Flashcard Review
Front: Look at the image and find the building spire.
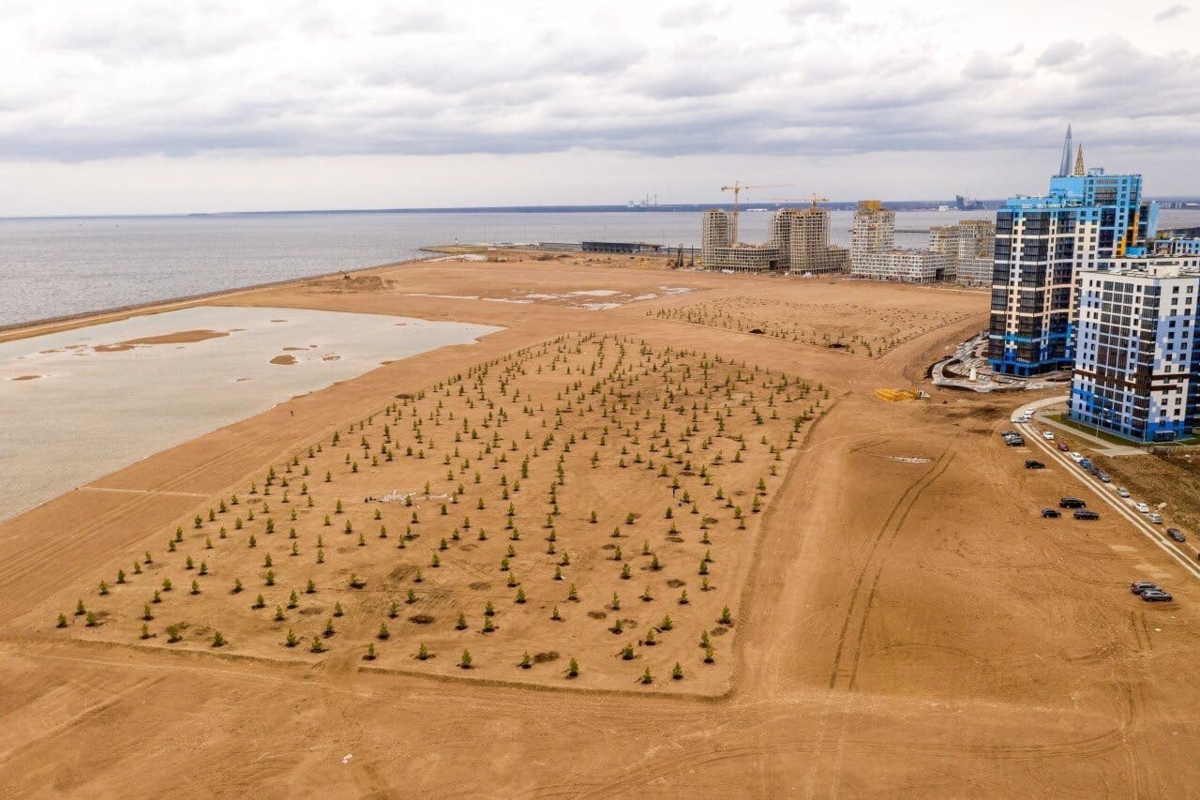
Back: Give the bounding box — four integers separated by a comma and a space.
1073, 144, 1085, 176
1058, 123, 1073, 177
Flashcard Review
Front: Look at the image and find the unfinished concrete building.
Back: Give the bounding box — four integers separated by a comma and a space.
701, 210, 781, 272
852, 200, 951, 283
701, 207, 845, 274
774, 207, 849, 275
929, 219, 996, 286
850, 200, 895, 257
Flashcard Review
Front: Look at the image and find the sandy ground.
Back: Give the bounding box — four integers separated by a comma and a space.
1, 254, 1199, 797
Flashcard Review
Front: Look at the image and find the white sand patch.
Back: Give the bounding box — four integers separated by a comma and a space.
569, 290, 622, 297
578, 302, 622, 311
482, 297, 535, 304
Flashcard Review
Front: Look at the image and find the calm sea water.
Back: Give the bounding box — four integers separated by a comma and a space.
0, 306, 501, 522
2, 209, 1199, 328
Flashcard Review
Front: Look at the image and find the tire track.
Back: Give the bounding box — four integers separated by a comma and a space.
826, 448, 951, 691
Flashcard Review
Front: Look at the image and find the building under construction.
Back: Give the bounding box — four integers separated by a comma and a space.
701, 207, 848, 274
929, 219, 995, 286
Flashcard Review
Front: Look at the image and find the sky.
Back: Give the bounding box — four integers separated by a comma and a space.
0, 0, 1197, 215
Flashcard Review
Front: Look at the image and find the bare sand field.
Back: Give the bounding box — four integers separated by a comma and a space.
2, 254, 1199, 797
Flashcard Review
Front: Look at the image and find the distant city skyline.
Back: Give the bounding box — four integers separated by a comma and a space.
1, 0, 1197, 215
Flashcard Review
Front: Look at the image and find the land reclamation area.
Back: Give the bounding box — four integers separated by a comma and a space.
1, 253, 1198, 797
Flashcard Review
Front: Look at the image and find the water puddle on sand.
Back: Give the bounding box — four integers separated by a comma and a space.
0, 306, 501, 522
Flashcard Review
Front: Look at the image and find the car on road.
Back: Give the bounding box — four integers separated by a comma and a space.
1074, 509, 1100, 520
1057, 442, 1070, 452
1149, 513, 1163, 525
1096, 471, 1111, 483
1167, 528, 1186, 543
1069, 452, 1084, 462
1131, 581, 1160, 594
1117, 487, 1130, 498
1042, 431, 1055, 440
1141, 590, 1173, 602
1024, 460, 1045, 469
1041, 508, 1061, 518
1135, 502, 1151, 514
1059, 497, 1087, 509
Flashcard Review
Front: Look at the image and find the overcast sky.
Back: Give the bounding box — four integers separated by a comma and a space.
0, 0, 1197, 215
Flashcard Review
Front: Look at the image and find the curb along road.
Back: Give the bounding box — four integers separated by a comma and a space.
1011, 402, 1200, 582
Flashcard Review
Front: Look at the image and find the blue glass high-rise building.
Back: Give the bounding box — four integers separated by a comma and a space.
987, 129, 1159, 376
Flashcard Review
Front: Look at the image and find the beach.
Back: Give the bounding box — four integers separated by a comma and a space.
1, 251, 1198, 796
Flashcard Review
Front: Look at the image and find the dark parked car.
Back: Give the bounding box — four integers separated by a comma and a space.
1141, 590, 1173, 602
1131, 581, 1160, 594
1059, 497, 1086, 509
1041, 508, 1061, 518
1167, 528, 1186, 543
1074, 509, 1100, 520
1006, 437, 1025, 447
1024, 460, 1045, 469
1057, 442, 1070, 452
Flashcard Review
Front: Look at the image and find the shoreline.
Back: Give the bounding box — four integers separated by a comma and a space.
0, 257, 423, 344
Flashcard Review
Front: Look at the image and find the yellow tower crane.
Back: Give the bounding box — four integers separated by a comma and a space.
768, 193, 829, 209
720, 181, 790, 243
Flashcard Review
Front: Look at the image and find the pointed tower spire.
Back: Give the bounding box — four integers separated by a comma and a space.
1057, 124, 1073, 177
1073, 144, 1085, 176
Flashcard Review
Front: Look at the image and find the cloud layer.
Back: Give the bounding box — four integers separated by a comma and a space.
0, 0, 1196, 210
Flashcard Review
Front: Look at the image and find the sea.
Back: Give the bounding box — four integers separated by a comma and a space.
2, 208, 1200, 329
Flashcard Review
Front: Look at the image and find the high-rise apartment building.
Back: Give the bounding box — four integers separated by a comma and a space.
987, 130, 1159, 376
774, 207, 849, 275
851, 200, 894, 255
1070, 258, 1200, 441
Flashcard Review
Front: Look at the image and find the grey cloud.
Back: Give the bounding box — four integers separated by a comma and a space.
785, 0, 848, 23
962, 51, 1013, 81
1155, 4, 1188, 21
1036, 39, 1082, 67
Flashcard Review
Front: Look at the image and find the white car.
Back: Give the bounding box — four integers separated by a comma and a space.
1149, 513, 1163, 525
1117, 487, 1130, 498
1135, 502, 1151, 514
1042, 431, 1055, 440
1069, 452, 1084, 462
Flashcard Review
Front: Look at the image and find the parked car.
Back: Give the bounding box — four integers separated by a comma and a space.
1149, 513, 1163, 525
1059, 497, 1086, 509
1096, 471, 1111, 483
1041, 508, 1061, 518
1130, 581, 1160, 594
1135, 502, 1151, 514
1006, 437, 1025, 447
1079, 458, 1093, 471
1024, 460, 1045, 469
1000, 430, 1017, 438
1069, 452, 1084, 462
1141, 590, 1173, 602
1116, 487, 1130, 498
1057, 442, 1070, 452
1042, 431, 1055, 440
1167, 528, 1186, 543
1074, 509, 1100, 520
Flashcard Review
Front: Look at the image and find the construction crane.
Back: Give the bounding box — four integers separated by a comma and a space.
720, 181, 790, 243
768, 193, 829, 209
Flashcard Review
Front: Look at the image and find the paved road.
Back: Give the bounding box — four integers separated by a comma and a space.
1011, 410, 1200, 582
